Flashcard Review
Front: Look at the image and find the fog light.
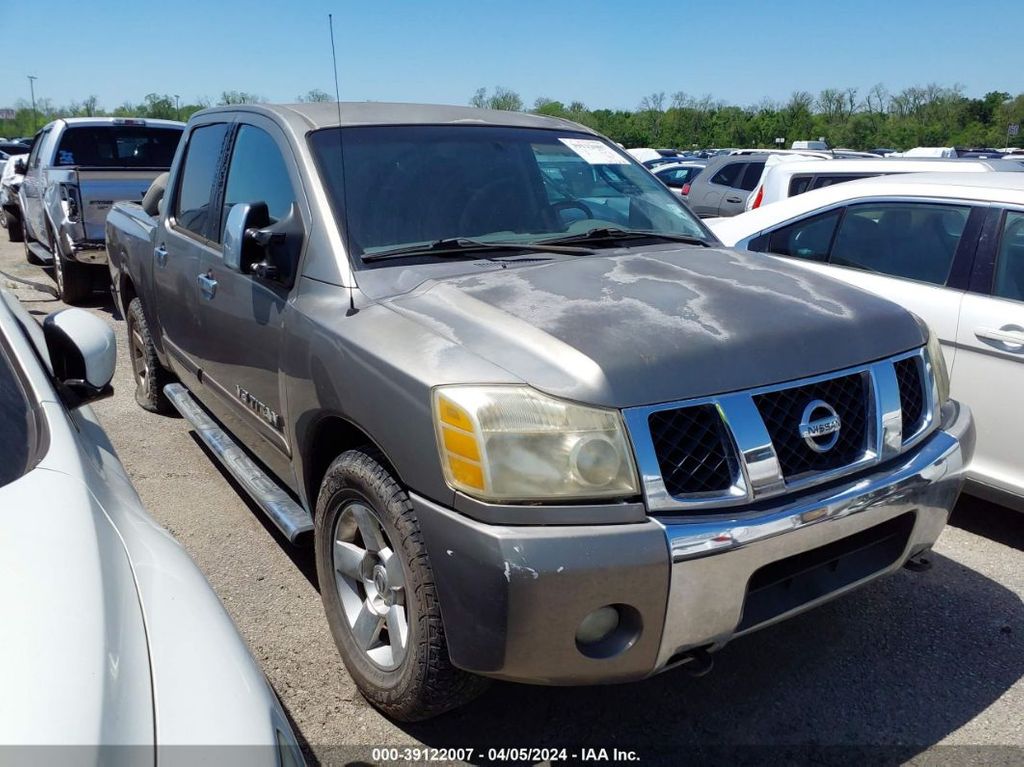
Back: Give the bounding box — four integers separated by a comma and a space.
575, 606, 620, 645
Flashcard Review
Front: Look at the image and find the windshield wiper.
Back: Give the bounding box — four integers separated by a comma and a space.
538, 227, 712, 248
362, 237, 592, 262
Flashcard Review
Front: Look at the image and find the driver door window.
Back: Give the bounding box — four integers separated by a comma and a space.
219, 124, 297, 244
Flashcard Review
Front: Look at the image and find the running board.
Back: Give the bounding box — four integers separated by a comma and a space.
27, 241, 54, 264
164, 383, 313, 541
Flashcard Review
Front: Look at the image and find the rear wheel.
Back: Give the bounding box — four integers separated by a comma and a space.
126, 297, 172, 413
314, 449, 488, 721
48, 224, 92, 304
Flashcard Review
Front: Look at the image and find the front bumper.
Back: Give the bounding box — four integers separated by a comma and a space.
414, 401, 973, 685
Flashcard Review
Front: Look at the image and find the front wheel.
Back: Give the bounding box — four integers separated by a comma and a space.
314, 449, 488, 721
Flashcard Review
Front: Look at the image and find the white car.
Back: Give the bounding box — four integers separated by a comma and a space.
708, 171, 1024, 511
0, 290, 304, 766
745, 156, 1023, 211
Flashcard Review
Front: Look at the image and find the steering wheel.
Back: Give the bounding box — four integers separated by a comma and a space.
550, 199, 594, 220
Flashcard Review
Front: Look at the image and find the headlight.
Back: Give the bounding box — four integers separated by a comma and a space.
925, 329, 950, 405
432, 385, 640, 502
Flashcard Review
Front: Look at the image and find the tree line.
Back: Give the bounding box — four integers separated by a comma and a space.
4, 83, 1021, 151
474, 84, 1023, 150
0, 89, 333, 138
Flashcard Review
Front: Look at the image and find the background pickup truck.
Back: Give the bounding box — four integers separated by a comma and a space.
20, 117, 183, 303
106, 102, 973, 722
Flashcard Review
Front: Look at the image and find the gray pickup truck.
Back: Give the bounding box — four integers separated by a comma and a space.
20, 117, 183, 303
106, 102, 974, 721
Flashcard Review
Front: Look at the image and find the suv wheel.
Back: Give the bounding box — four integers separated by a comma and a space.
314, 449, 488, 721
126, 297, 172, 413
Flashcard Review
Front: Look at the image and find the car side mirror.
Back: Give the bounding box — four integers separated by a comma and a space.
223, 201, 270, 273
42, 309, 115, 408
13, 157, 27, 174
224, 201, 303, 288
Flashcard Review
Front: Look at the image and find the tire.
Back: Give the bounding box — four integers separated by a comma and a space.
126, 297, 173, 413
314, 449, 488, 721
3, 209, 22, 243
49, 224, 92, 305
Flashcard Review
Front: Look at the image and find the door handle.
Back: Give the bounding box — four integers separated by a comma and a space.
975, 325, 1024, 349
725, 196, 743, 204
197, 272, 218, 300
155, 245, 168, 267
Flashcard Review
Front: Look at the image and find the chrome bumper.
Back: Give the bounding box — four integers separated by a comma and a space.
652, 400, 974, 670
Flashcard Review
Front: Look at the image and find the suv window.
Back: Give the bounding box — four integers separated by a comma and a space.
221, 125, 297, 242
655, 166, 700, 188
830, 203, 970, 285
174, 123, 229, 239
810, 173, 871, 191
994, 211, 1024, 302
764, 209, 841, 262
738, 161, 765, 192
0, 341, 34, 490
710, 161, 744, 187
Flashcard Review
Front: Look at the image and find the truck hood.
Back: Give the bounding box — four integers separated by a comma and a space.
385, 246, 925, 408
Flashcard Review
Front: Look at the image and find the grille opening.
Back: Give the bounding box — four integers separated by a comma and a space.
738, 512, 915, 631
649, 405, 735, 496
894, 357, 925, 440
753, 372, 869, 479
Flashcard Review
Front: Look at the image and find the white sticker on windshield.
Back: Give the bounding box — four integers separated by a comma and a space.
558, 138, 630, 165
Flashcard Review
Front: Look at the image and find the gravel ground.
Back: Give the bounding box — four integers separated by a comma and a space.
1, 234, 1021, 765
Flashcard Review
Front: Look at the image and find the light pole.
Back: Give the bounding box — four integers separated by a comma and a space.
27, 75, 37, 132
174, 94, 180, 121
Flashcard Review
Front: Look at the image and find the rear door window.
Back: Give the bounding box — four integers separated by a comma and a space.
993, 211, 1024, 302
173, 123, 230, 240
738, 161, 766, 192
709, 161, 744, 188
829, 202, 971, 285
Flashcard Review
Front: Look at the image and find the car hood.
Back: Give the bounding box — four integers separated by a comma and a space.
0, 466, 154, 751
385, 246, 925, 408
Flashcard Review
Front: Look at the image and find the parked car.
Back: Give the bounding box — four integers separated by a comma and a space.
708, 171, 1024, 510
746, 156, 1024, 211
0, 289, 304, 763
652, 160, 707, 197
685, 153, 773, 216
19, 117, 184, 303
106, 102, 972, 721
1, 154, 28, 241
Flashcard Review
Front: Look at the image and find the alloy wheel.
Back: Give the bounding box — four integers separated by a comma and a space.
331, 501, 409, 670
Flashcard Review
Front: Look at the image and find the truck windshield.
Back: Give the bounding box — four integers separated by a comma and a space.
309, 125, 710, 263
55, 126, 183, 169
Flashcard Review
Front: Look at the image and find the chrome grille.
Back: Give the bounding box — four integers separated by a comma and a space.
894, 356, 925, 440
649, 405, 734, 495
753, 372, 869, 479
624, 348, 936, 513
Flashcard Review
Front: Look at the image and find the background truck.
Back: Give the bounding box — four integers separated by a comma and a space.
19, 117, 183, 303
106, 102, 973, 721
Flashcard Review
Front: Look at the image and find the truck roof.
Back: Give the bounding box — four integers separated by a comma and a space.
49, 117, 186, 130
195, 101, 597, 135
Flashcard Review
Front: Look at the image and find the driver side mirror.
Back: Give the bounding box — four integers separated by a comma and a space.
42, 309, 115, 408
223, 201, 303, 288
13, 157, 27, 174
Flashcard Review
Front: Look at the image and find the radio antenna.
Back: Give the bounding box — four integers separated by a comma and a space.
329, 13, 358, 316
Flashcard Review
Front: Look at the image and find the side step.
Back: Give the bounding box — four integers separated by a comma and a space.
27, 241, 54, 264
164, 383, 313, 541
